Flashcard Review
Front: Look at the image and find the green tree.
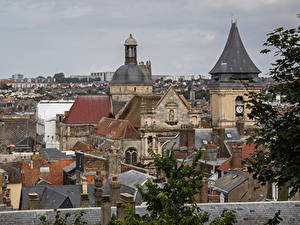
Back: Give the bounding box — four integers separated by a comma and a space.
109, 149, 236, 225
246, 26, 300, 196
53, 73, 65, 83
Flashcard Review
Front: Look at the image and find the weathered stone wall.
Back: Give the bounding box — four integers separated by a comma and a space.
209, 88, 260, 128
0, 201, 298, 225
110, 85, 152, 102
151, 88, 190, 130
58, 124, 95, 151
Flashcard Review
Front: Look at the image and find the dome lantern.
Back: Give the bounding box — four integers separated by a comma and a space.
124, 34, 137, 65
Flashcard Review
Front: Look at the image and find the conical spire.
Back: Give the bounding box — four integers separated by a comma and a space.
210, 22, 261, 75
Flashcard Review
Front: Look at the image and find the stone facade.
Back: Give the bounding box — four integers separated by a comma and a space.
140, 87, 201, 160
110, 84, 153, 102
209, 87, 260, 128
89, 135, 142, 164
57, 122, 95, 151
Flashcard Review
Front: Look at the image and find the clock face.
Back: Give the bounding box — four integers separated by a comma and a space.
236, 105, 244, 114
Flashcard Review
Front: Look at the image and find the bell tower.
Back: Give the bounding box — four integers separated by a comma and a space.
209, 22, 261, 128
125, 34, 137, 64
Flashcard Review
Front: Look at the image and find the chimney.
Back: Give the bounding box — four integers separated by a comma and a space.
203, 143, 219, 161
212, 127, 227, 157
231, 144, 243, 169
80, 178, 89, 207
6, 196, 11, 208
208, 190, 220, 203
94, 171, 103, 207
180, 127, 195, 155
101, 195, 111, 225
28, 193, 39, 210
117, 193, 135, 222
108, 155, 121, 176
109, 176, 121, 207
199, 178, 208, 203
76, 171, 81, 184
236, 121, 245, 136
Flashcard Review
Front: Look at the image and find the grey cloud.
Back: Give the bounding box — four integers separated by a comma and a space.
0, 0, 299, 77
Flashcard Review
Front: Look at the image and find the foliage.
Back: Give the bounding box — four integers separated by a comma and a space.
245, 26, 300, 196
53, 73, 65, 83
264, 210, 283, 225
39, 209, 87, 225
109, 149, 236, 225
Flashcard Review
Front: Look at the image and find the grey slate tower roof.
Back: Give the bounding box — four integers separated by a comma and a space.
110, 34, 152, 85
209, 22, 261, 87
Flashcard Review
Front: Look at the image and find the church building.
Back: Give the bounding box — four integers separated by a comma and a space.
209, 22, 261, 128
109, 34, 153, 102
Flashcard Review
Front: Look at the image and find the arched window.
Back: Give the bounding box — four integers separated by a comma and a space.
134, 87, 137, 92
125, 148, 137, 164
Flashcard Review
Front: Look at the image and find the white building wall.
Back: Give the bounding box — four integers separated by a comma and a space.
36, 100, 74, 149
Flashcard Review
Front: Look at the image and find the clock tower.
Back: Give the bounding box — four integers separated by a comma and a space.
209, 22, 261, 128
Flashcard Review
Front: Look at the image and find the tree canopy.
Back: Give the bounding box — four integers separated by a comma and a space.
246, 26, 300, 196
109, 149, 236, 225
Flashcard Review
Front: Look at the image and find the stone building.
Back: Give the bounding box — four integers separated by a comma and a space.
110, 34, 153, 102
56, 95, 114, 151
209, 22, 261, 128
90, 117, 141, 164
116, 86, 202, 163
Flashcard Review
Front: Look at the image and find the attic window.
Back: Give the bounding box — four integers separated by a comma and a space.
226, 133, 232, 139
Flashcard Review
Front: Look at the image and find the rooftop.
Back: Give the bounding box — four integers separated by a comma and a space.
62, 95, 113, 124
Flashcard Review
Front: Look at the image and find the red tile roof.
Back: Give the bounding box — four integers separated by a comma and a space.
63, 95, 113, 124
218, 143, 258, 172
95, 117, 140, 139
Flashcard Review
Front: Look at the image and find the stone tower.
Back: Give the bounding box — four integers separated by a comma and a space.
209, 22, 261, 128
110, 34, 153, 102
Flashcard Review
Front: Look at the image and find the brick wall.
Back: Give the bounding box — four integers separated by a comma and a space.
0, 201, 299, 225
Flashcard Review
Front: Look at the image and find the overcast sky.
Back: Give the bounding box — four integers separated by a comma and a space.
0, 0, 299, 78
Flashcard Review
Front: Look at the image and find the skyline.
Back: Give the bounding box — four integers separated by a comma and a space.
0, 0, 299, 78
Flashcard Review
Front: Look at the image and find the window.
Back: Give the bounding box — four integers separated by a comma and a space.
125, 148, 137, 164
40, 167, 50, 173
134, 87, 136, 92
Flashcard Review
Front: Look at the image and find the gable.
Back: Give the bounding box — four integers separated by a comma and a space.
154, 86, 189, 111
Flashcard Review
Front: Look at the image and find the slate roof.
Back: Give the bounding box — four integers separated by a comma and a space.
62, 161, 76, 173
162, 128, 241, 153
117, 95, 161, 128
212, 170, 247, 193
14, 136, 35, 149
210, 22, 261, 75
102, 170, 153, 205
95, 117, 141, 139
21, 185, 96, 209
195, 128, 241, 149
39, 148, 71, 160
110, 64, 152, 85
62, 95, 113, 124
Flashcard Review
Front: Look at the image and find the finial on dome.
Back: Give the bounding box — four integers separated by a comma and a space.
124, 34, 137, 46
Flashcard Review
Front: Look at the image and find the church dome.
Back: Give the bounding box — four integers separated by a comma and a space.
110, 34, 152, 85
124, 34, 137, 46
110, 64, 152, 85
